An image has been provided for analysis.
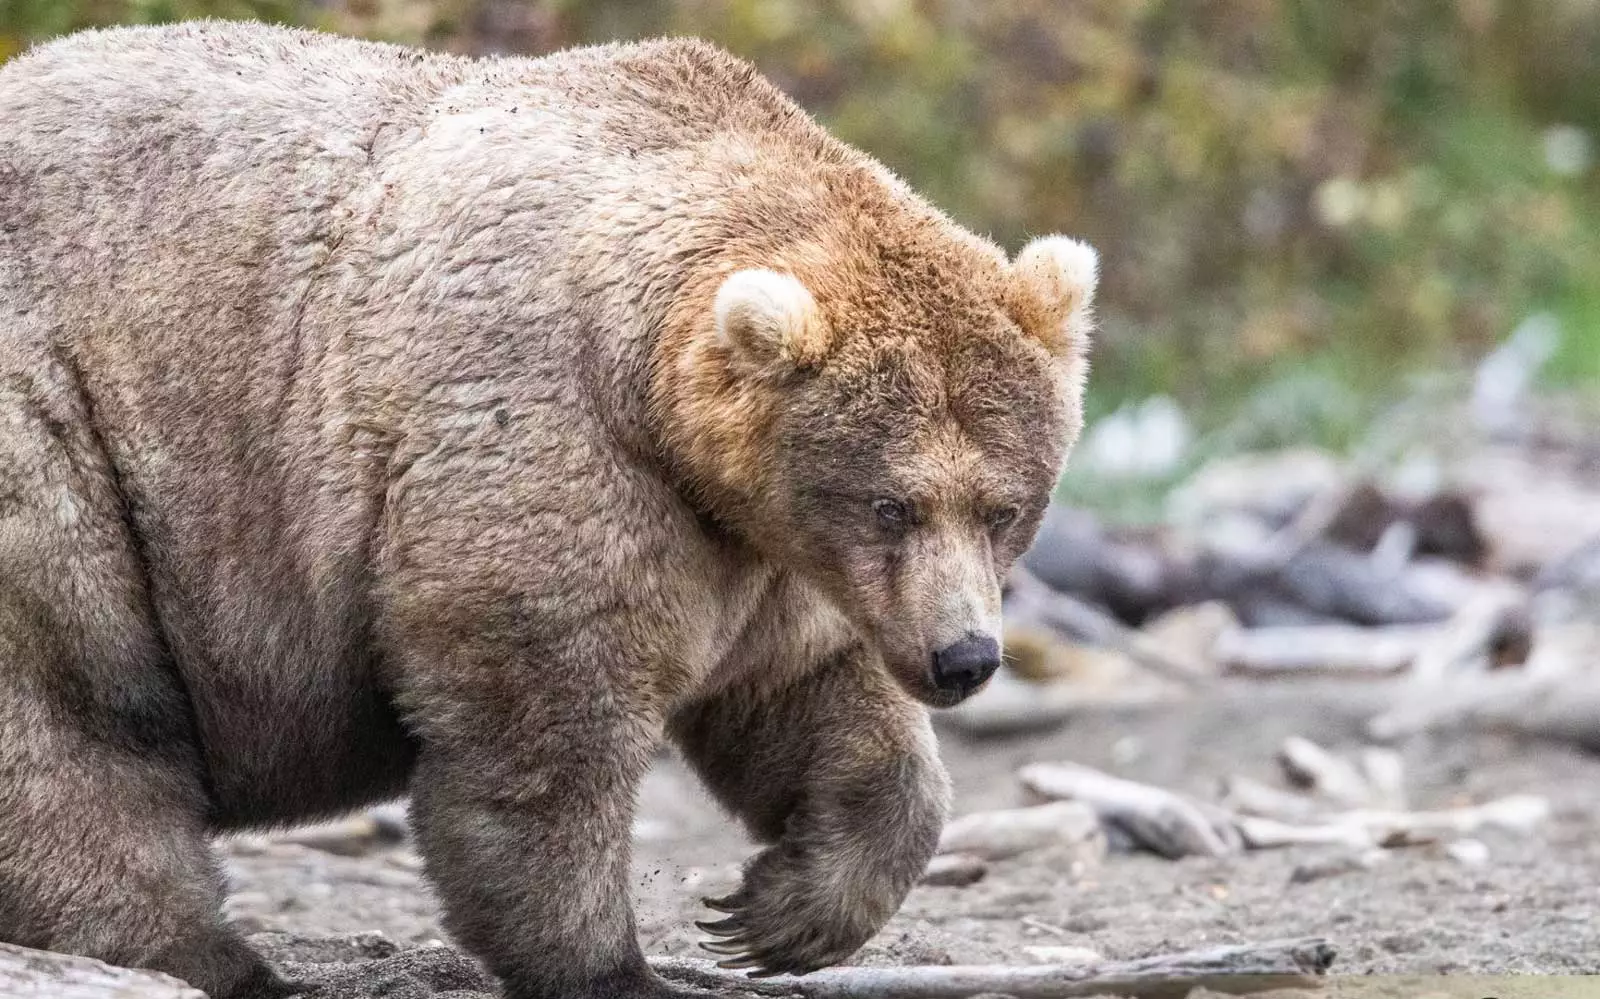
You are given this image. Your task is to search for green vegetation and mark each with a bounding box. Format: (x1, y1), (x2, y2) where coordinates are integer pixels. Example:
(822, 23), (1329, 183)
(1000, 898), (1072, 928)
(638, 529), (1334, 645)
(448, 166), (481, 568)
(4, 0), (1597, 434)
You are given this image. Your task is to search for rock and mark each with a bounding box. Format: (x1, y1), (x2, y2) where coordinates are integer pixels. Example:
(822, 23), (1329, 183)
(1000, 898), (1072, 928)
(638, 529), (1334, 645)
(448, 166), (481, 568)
(283, 946), (492, 999)
(0, 943), (204, 998)
(250, 931), (402, 964)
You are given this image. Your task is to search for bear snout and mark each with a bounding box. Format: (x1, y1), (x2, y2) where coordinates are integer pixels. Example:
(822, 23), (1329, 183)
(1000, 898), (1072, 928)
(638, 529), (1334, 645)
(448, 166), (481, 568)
(929, 633), (1001, 698)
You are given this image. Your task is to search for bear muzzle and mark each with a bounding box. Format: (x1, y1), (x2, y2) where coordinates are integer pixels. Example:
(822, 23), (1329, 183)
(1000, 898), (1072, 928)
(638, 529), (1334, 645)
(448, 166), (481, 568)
(929, 633), (1001, 699)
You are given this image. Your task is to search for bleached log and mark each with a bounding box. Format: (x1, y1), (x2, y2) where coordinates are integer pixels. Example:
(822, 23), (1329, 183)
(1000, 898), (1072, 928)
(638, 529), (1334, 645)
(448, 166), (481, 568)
(1366, 666), (1600, 749)
(0, 943), (203, 998)
(651, 937), (1336, 998)
(943, 667), (1176, 738)
(936, 801), (1104, 861)
(1018, 762), (1242, 859)
(1239, 795), (1544, 850)
(1337, 794), (1550, 842)
(1214, 624), (1437, 677)
(1409, 591), (1533, 681)
(1218, 775), (1322, 823)
(1236, 816), (1377, 851)
(1277, 737), (1381, 809)
(1356, 748), (1407, 811)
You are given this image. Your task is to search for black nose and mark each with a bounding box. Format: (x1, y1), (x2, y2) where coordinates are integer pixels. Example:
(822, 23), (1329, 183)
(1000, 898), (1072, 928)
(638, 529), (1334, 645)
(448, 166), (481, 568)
(931, 634), (1001, 693)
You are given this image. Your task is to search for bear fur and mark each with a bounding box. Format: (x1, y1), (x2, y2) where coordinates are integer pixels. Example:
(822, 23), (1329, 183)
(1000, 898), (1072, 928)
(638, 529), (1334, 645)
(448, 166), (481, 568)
(0, 21), (1096, 999)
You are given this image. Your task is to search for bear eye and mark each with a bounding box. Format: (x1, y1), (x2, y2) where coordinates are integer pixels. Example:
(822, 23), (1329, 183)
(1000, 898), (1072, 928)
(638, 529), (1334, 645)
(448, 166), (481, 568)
(872, 498), (910, 531)
(988, 506), (1021, 531)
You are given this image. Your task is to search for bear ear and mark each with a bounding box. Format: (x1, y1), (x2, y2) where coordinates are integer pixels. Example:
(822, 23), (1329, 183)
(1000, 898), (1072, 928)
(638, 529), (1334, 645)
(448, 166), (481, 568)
(714, 269), (832, 374)
(1004, 235), (1099, 360)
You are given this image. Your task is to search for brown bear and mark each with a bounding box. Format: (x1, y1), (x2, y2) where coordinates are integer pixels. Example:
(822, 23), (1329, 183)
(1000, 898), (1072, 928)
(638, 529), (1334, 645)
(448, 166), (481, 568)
(0, 21), (1097, 999)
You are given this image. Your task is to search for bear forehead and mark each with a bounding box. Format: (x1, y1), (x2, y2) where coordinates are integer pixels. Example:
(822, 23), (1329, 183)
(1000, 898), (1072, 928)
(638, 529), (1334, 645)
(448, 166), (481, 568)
(786, 337), (1069, 498)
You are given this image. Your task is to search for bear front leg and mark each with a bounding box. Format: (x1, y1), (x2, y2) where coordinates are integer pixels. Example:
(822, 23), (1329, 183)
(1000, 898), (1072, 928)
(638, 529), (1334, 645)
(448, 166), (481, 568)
(405, 663), (703, 999)
(669, 648), (951, 976)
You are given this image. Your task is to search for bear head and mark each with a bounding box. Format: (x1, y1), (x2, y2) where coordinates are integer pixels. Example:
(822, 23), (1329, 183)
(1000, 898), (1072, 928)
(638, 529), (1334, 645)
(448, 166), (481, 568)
(660, 215), (1097, 708)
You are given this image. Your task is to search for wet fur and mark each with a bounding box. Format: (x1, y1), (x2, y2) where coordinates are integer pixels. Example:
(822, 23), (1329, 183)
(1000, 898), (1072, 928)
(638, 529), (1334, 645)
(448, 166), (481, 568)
(0, 22), (1088, 999)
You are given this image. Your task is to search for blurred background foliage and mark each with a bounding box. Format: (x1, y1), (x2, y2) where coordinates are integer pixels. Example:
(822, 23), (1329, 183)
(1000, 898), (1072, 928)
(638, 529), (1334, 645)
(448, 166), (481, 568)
(3, 0), (1597, 446)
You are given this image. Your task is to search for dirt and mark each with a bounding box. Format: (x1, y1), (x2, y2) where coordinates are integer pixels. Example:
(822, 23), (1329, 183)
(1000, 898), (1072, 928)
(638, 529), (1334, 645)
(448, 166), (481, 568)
(220, 679), (1600, 996)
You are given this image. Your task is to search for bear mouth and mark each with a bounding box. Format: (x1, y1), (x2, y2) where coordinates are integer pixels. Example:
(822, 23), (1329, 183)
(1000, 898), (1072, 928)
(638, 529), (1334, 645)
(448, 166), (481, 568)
(916, 679), (988, 709)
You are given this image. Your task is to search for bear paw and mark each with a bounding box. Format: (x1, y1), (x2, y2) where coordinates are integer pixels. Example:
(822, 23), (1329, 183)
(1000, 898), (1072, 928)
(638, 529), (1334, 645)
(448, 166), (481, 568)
(694, 840), (893, 978)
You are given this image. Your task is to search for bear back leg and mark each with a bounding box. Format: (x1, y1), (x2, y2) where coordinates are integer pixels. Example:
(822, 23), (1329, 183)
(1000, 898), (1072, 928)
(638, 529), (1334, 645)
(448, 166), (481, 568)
(0, 293), (292, 997)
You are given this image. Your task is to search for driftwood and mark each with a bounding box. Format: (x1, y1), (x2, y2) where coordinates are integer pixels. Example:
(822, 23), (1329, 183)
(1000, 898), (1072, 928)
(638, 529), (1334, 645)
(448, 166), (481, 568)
(1366, 669), (1600, 748)
(1198, 542), (1463, 628)
(1237, 795), (1549, 851)
(1315, 482), (1488, 567)
(1026, 740), (1539, 860)
(936, 801), (1104, 861)
(1355, 748), (1408, 811)
(1021, 506), (1199, 624)
(1213, 582), (1529, 679)
(1277, 737), (1387, 809)
(943, 667), (1178, 738)
(1218, 775), (1322, 822)
(1236, 816), (1379, 850)
(1038, 524), (1509, 631)
(1215, 624), (1436, 677)
(1007, 567), (1211, 687)
(1410, 592), (1534, 678)
(652, 937), (1336, 998)
(1018, 762), (1242, 859)
(0, 943), (204, 998)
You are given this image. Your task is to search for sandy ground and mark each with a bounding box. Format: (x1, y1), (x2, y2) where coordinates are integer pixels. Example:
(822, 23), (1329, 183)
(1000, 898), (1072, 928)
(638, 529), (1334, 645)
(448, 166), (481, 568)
(215, 676), (1600, 996)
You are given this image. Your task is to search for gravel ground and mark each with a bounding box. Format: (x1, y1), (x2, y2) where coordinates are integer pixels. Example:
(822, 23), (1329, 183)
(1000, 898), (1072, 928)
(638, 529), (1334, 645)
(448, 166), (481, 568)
(219, 679), (1600, 996)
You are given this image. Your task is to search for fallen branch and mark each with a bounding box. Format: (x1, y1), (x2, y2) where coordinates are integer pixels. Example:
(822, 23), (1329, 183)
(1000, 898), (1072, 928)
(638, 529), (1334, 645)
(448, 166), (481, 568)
(1196, 542), (1499, 629)
(1236, 815), (1378, 851)
(943, 668), (1175, 738)
(1277, 737), (1384, 809)
(1237, 795), (1549, 850)
(1019, 762), (1242, 859)
(1408, 591), (1534, 680)
(1337, 795), (1550, 842)
(1366, 668), (1600, 748)
(1218, 775), (1322, 823)
(1215, 624), (1435, 677)
(1020, 506), (1200, 625)
(651, 937), (1336, 998)
(936, 801), (1104, 861)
